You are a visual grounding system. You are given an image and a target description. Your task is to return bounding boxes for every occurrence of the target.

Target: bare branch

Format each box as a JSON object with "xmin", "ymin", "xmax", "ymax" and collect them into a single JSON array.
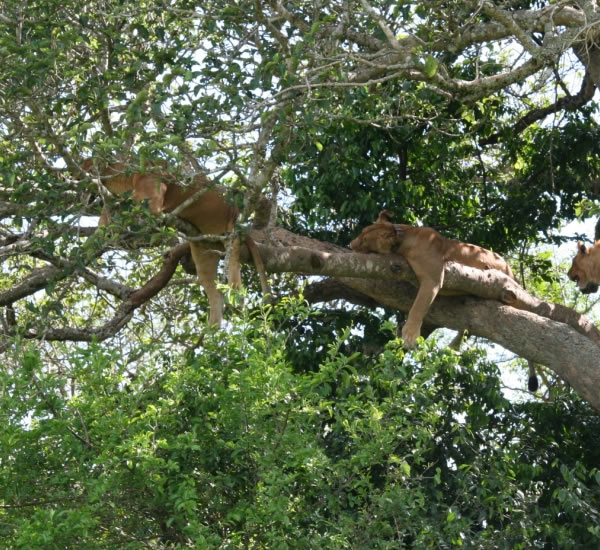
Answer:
[
  {"xmin": 0, "ymin": 266, "xmax": 59, "ymax": 306},
  {"xmin": 482, "ymin": 70, "xmax": 596, "ymax": 145},
  {"xmin": 21, "ymin": 243, "xmax": 190, "ymax": 342},
  {"xmin": 359, "ymin": 0, "xmax": 416, "ymax": 52},
  {"xmin": 481, "ymin": 1, "xmax": 543, "ymax": 57}
]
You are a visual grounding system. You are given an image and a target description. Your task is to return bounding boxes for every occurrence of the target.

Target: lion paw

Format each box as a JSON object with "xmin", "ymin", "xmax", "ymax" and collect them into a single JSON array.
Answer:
[{"xmin": 401, "ymin": 324, "xmax": 420, "ymax": 349}]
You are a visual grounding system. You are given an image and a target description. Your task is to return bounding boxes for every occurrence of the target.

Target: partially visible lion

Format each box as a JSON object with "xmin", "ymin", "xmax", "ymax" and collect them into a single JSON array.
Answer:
[
  {"xmin": 567, "ymin": 241, "xmax": 600, "ymax": 295},
  {"xmin": 81, "ymin": 159, "xmax": 270, "ymax": 327},
  {"xmin": 350, "ymin": 210, "xmax": 537, "ymax": 390}
]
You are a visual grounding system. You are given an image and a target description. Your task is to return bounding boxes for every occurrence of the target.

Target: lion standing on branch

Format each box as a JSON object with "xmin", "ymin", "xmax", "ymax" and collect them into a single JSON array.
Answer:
[{"xmin": 81, "ymin": 158, "xmax": 270, "ymax": 327}]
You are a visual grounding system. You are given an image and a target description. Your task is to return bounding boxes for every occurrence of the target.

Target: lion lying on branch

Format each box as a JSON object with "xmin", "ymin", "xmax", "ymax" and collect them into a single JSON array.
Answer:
[
  {"xmin": 82, "ymin": 159, "xmax": 270, "ymax": 327},
  {"xmin": 350, "ymin": 210, "xmax": 538, "ymax": 391}
]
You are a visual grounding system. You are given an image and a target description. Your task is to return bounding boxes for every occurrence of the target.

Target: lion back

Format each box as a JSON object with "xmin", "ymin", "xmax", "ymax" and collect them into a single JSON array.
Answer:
[{"xmin": 447, "ymin": 241, "xmax": 515, "ymax": 280}]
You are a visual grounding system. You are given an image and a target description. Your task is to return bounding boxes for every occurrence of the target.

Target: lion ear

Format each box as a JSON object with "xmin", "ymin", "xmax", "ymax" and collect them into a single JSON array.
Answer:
[
  {"xmin": 578, "ymin": 241, "xmax": 588, "ymax": 254},
  {"xmin": 376, "ymin": 210, "xmax": 394, "ymax": 224}
]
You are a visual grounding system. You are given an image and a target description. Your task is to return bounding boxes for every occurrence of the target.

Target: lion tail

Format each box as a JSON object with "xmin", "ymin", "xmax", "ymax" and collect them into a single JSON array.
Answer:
[
  {"xmin": 527, "ymin": 361, "xmax": 539, "ymax": 392},
  {"xmin": 245, "ymin": 236, "xmax": 272, "ymax": 304}
]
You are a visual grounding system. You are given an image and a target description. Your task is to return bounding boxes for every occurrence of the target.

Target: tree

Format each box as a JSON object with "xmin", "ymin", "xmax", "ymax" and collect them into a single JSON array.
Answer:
[
  {"xmin": 1, "ymin": 0, "xmax": 600, "ymax": 546},
  {"xmin": 2, "ymin": 0, "xmax": 600, "ymax": 403}
]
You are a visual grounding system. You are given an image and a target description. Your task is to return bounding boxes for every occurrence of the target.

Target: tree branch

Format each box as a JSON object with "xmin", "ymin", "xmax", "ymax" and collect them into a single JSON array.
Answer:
[
  {"xmin": 247, "ymin": 227, "xmax": 600, "ymax": 411},
  {"xmin": 341, "ymin": 3, "xmax": 592, "ymax": 102},
  {"xmin": 20, "ymin": 243, "xmax": 190, "ymax": 342},
  {"xmin": 482, "ymin": 70, "xmax": 596, "ymax": 145},
  {"xmin": 342, "ymin": 276, "xmax": 600, "ymax": 411},
  {"xmin": 304, "ymin": 278, "xmax": 381, "ymax": 309}
]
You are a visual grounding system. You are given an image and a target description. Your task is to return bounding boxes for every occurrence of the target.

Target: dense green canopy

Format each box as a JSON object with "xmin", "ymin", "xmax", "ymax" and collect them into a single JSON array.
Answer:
[{"xmin": 1, "ymin": 0, "xmax": 600, "ymax": 547}]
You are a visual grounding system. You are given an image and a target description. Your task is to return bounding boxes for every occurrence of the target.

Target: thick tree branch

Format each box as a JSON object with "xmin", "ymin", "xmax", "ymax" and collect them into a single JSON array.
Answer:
[
  {"xmin": 252, "ymin": 238, "xmax": 600, "ymax": 344},
  {"xmin": 333, "ymin": 4, "xmax": 592, "ymax": 102},
  {"xmin": 342, "ymin": 276, "xmax": 600, "ymax": 411},
  {"xmin": 247, "ymin": 227, "xmax": 600, "ymax": 411},
  {"xmin": 303, "ymin": 275, "xmax": 599, "ymax": 411},
  {"xmin": 0, "ymin": 266, "xmax": 61, "ymax": 306},
  {"xmin": 128, "ymin": 243, "xmax": 190, "ymax": 306},
  {"xmin": 304, "ymin": 278, "xmax": 381, "ymax": 309},
  {"xmin": 19, "ymin": 243, "xmax": 189, "ymax": 342},
  {"xmin": 249, "ymin": 227, "xmax": 600, "ymax": 342}
]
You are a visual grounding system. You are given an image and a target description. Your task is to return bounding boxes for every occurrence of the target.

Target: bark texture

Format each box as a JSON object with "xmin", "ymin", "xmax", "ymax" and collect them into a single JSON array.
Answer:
[
  {"xmin": 3, "ymin": 221, "xmax": 599, "ymax": 410},
  {"xmin": 248, "ymin": 227, "xmax": 600, "ymax": 411}
]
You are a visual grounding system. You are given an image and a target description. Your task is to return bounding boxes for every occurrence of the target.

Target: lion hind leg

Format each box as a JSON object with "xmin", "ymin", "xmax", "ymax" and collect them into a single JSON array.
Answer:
[
  {"xmin": 227, "ymin": 235, "xmax": 242, "ymax": 289},
  {"xmin": 190, "ymin": 242, "xmax": 224, "ymax": 327}
]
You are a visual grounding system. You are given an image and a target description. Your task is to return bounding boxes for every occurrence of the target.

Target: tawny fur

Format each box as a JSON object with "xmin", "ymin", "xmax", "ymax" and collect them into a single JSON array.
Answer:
[
  {"xmin": 567, "ymin": 241, "xmax": 600, "ymax": 295},
  {"xmin": 351, "ymin": 210, "xmax": 538, "ymax": 391},
  {"xmin": 350, "ymin": 210, "xmax": 514, "ymax": 348},
  {"xmin": 82, "ymin": 159, "xmax": 269, "ymax": 327}
]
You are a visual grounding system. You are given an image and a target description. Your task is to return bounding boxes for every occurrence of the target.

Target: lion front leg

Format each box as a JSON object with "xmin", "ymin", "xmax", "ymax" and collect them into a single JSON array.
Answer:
[{"xmin": 401, "ymin": 274, "xmax": 443, "ymax": 349}]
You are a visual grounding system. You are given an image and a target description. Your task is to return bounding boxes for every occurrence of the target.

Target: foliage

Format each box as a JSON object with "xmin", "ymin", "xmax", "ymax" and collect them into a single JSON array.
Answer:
[
  {"xmin": 2, "ymin": 0, "xmax": 600, "ymax": 545},
  {"xmin": 1, "ymin": 297, "xmax": 599, "ymax": 549}
]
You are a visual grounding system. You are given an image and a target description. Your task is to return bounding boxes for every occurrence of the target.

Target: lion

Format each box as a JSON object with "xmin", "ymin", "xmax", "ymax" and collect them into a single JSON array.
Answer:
[
  {"xmin": 82, "ymin": 159, "xmax": 270, "ymax": 327},
  {"xmin": 350, "ymin": 210, "xmax": 539, "ymax": 391},
  {"xmin": 567, "ymin": 241, "xmax": 600, "ymax": 295}
]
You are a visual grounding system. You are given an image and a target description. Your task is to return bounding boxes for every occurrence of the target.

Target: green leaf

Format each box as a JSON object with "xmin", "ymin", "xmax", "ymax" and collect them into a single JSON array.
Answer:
[{"xmin": 424, "ymin": 55, "xmax": 439, "ymax": 77}]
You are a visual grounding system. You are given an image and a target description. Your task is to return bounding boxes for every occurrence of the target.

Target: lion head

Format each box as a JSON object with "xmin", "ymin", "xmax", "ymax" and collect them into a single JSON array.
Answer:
[
  {"xmin": 568, "ymin": 242, "xmax": 600, "ymax": 294},
  {"xmin": 350, "ymin": 210, "xmax": 404, "ymax": 254}
]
